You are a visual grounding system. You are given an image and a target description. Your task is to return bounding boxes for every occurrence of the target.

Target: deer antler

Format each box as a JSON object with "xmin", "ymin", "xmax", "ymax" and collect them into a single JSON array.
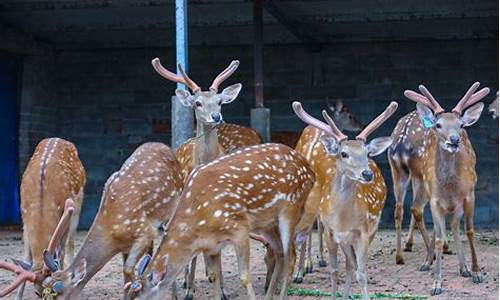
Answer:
[
  {"xmin": 404, "ymin": 85, "xmax": 444, "ymax": 114},
  {"xmin": 44, "ymin": 199, "xmax": 75, "ymax": 268},
  {"xmin": 0, "ymin": 261, "xmax": 37, "ymax": 297},
  {"xmin": 209, "ymin": 60, "xmax": 240, "ymax": 92},
  {"xmin": 292, "ymin": 101, "xmax": 347, "ymax": 141},
  {"xmin": 452, "ymin": 82, "xmax": 490, "ymax": 114},
  {"xmin": 356, "ymin": 101, "xmax": 398, "ymax": 142},
  {"xmin": 151, "ymin": 58, "xmax": 201, "ymax": 93}
]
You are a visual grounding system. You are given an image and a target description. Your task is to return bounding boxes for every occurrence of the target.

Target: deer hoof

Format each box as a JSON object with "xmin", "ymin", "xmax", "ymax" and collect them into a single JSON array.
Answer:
[
  {"xmin": 403, "ymin": 242, "xmax": 413, "ymax": 252},
  {"xmin": 418, "ymin": 264, "xmax": 431, "ymax": 272},
  {"xmin": 184, "ymin": 293, "xmax": 194, "ymax": 300},
  {"xmin": 395, "ymin": 255, "xmax": 405, "ymax": 265},
  {"xmin": 293, "ymin": 276, "xmax": 303, "ymax": 284},
  {"xmin": 305, "ymin": 264, "xmax": 313, "ymax": 274},
  {"xmin": 182, "ymin": 281, "xmax": 187, "ymax": 289},
  {"xmin": 431, "ymin": 287, "xmax": 443, "ymax": 296},
  {"xmin": 461, "ymin": 268, "xmax": 472, "ymax": 278},
  {"xmin": 318, "ymin": 260, "xmax": 327, "ymax": 267},
  {"xmin": 443, "ymin": 244, "xmax": 453, "ymax": 255},
  {"xmin": 221, "ymin": 292, "xmax": 229, "ymax": 300},
  {"xmin": 472, "ymin": 273, "xmax": 483, "ymax": 284}
]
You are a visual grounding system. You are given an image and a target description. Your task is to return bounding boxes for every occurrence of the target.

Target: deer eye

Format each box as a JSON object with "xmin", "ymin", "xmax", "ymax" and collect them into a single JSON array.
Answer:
[
  {"xmin": 340, "ymin": 151, "xmax": 349, "ymax": 159},
  {"xmin": 348, "ymin": 115, "xmax": 353, "ymax": 119},
  {"xmin": 195, "ymin": 101, "xmax": 202, "ymax": 107},
  {"xmin": 436, "ymin": 123, "xmax": 442, "ymax": 129}
]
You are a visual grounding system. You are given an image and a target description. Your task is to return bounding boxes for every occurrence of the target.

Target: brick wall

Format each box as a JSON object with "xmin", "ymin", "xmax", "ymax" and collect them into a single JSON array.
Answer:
[{"xmin": 43, "ymin": 38, "xmax": 499, "ymax": 228}]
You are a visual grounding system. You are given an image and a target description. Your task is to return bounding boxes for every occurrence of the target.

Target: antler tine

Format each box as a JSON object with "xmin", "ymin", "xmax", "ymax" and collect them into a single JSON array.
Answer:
[
  {"xmin": 177, "ymin": 64, "xmax": 201, "ymax": 93},
  {"xmin": 452, "ymin": 82, "xmax": 490, "ymax": 114},
  {"xmin": 418, "ymin": 85, "xmax": 444, "ymax": 114},
  {"xmin": 292, "ymin": 101, "xmax": 346, "ymax": 141},
  {"xmin": 151, "ymin": 58, "xmax": 200, "ymax": 93},
  {"xmin": 209, "ymin": 60, "xmax": 240, "ymax": 92},
  {"xmin": 0, "ymin": 261, "xmax": 36, "ymax": 297},
  {"xmin": 356, "ymin": 101, "xmax": 398, "ymax": 142},
  {"xmin": 45, "ymin": 199, "xmax": 75, "ymax": 257},
  {"xmin": 322, "ymin": 110, "xmax": 348, "ymax": 141}
]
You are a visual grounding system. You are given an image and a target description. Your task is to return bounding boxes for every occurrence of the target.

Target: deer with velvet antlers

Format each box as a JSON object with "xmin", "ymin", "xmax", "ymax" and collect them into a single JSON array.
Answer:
[
  {"xmin": 293, "ymin": 101, "xmax": 398, "ymax": 300},
  {"xmin": 390, "ymin": 82, "xmax": 489, "ymax": 295},
  {"xmin": 25, "ymin": 142, "xmax": 184, "ymax": 299},
  {"xmin": 124, "ymin": 143, "xmax": 315, "ymax": 300},
  {"xmin": 0, "ymin": 138, "xmax": 85, "ymax": 299}
]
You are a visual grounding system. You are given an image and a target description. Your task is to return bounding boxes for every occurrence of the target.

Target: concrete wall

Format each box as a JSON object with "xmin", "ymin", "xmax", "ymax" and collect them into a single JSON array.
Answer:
[{"xmin": 44, "ymin": 38, "xmax": 498, "ymax": 228}]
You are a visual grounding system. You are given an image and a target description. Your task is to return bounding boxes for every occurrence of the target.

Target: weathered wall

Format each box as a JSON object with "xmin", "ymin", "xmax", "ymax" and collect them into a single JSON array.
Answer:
[{"xmin": 49, "ymin": 38, "xmax": 498, "ymax": 228}]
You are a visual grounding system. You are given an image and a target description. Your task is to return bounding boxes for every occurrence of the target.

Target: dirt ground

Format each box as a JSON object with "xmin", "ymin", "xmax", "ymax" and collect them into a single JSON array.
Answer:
[{"xmin": 0, "ymin": 229, "xmax": 497, "ymax": 299}]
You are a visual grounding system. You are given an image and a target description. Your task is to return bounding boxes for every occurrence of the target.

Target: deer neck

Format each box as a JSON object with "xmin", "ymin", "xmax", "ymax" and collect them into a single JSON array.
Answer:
[
  {"xmin": 332, "ymin": 170, "xmax": 358, "ymax": 203},
  {"xmin": 194, "ymin": 122, "xmax": 221, "ymax": 165}
]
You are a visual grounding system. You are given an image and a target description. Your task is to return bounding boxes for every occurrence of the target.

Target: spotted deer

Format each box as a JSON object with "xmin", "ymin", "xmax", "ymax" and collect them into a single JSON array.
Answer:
[
  {"xmin": 176, "ymin": 123, "xmax": 261, "ymax": 181},
  {"xmin": 0, "ymin": 138, "xmax": 85, "ymax": 299},
  {"xmin": 32, "ymin": 143, "xmax": 184, "ymax": 299},
  {"xmin": 124, "ymin": 143, "xmax": 315, "ymax": 300},
  {"xmin": 489, "ymin": 91, "xmax": 498, "ymax": 119},
  {"xmin": 394, "ymin": 82, "xmax": 489, "ymax": 295},
  {"xmin": 152, "ymin": 57, "xmax": 245, "ymax": 299},
  {"xmin": 293, "ymin": 101, "xmax": 397, "ymax": 299},
  {"xmin": 292, "ymin": 100, "xmax": 364, "ymax": 283}
]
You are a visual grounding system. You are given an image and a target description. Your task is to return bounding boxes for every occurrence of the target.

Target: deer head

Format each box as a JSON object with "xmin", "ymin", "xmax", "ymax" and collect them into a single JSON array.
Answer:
[
  {"xmin": 326, "ymin": 99, "xmax": 363, "ymax": 132},
  {"xmin": 293, "ymin": 101, "xmax": 397, "ymax": 183},
  {"xmin": 38, "ymin": 259, "xmax": 87, "ymax": 300},
  {"xmin": 152, "ymin": 58, "xmax": 242, "ymax": 125},
  {"xmin": 404, "ymin": 82, "xmax": 490, "ymax": 153}
]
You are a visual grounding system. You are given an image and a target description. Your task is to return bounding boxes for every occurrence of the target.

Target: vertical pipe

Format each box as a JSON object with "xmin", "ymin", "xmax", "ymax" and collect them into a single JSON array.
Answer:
[
  {"xmin": 253, "ymin": 0, "xmax": 264, "ymax": 108},
  {"xmin": 172, "ymin": 0, "xmax": 194, "ymax": 149}
]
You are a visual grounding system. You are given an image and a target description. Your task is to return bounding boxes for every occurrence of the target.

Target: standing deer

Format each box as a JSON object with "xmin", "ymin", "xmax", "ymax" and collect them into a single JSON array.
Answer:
[
  {"xmin": 124, "ymin": 143, "xmax": 315, "ymax": 300},
  {"xmin": 32, "ymin": 142, "xmax": 184, "ymax": 299},
  {"xmin": 152, "ymin": 58, "xmax": 244, "ymax": 299},
  {"xmin": 293, "ymin": 101, "xmax": 397, "ymax": 299},
  {"xmin": 0, "ymin": 138, "xmax": 85, "ymax": 299},
  {"xmin": 292, "ymin": 100, "xmax": 364, "ymax": 283},
  {"xmin": 396, "ymin": 82, "xmax": 489, "ymax": 295}
]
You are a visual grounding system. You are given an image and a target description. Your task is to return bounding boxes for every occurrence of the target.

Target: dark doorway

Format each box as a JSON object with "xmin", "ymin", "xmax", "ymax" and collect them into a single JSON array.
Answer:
[{"xmin": 0, "ymin": 55, "xmax": 20, "ymax": 225}]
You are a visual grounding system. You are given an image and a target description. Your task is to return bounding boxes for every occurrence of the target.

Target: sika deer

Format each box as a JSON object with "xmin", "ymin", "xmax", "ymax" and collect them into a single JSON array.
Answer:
[
  {"xmin": 124, "ymin": 143, "xmax": 315, "ymax": 300},
  {"xmin": 36, "ymin": 143, "xmax": 184, "ymax": 299},
  {"xmin": 293, "ymin": 101, "xmax": 397, "ymax": 299},
  {"xmin": 398, "ymin": 82, "xmax": 489, "ymax": 295},
  {"xmin": 0, "ymin": 138, "xmax": 85, "ymax": 299},
  {"xmin": 152, "ymin": 58, "xmax": 243, "ymax": 299}
]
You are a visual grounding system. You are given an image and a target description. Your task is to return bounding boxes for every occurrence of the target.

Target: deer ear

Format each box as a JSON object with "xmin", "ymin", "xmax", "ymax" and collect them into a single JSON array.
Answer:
[
  {"xmin": 43, "ymin": 250, "xmax": 58, "ymax": 272},
  {"xmin": 71, "ymin": 259, "xmax": 87, "ymax": 286},
  {"xmin": 461, "ymin": 102, "xmax": 484, "ymax": 127},
  {"xmin": 220, "ymin": 83, "xmax": 242, "ymax": 104},
  {"xmin": 135, "ymin": 255, "xmax": 151, "ymax": 277},
  {"xmin": 319, "ymin": 135, "xmax": 339, "ymax": 155},
  {"xmin": 335, "ymin": 99, "xmax": 344, "ymax": 113},
  {"xmin": 367, "ymin": 137, "xmax": 393, "ymax": 157},
  {"xmin": 175, "ymin": 89, "xmax": 194, "ymax": 107},
  {"xmin": 415, "ymin": 102, "xmax": 435, "ymax": 128}
]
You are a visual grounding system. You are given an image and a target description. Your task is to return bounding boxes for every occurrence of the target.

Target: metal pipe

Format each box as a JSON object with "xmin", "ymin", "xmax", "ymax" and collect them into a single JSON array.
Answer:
[{"xmin": 253, "ymin": 0, "xmax": 264, "ymax": 108}]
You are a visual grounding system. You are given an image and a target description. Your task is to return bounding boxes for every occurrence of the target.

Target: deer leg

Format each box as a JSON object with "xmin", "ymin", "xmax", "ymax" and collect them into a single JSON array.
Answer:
[
  {"xmin": 264, "ymin": 245, "xmax": 275, "ymax": 292},
  {"xmin": 292, "ymin": 236, "xmax": 307, "ymax": 283},
  {"xmin": 15, "ymin": 237, "xmax": 31, "ymax": 300},
  {"xmin": 340, "ymin": 243, "xmax": 355, "ymax": 300},
  {"xmin": 464, "ymin": 195, "xmax": 482, "ymax": 284},
  {"xmin": 450, "ymin": 210, "xmax": 469, "ymax": 277},
  {"xmin": 184, "ymin": 257, "xmax": 197, "ymax": 300},
  {"xmin": 264, "ymin": 238, "xmax": 283, "ymax": 300},
  {"xmin": 234, "ymin": 236, "xmax": 257, "ymax": 300},
  {"xmin": 354, "ymin": 235, "xmax": 370, "ymax": 300},
  {"xmin": 205, "ymin": 253, "xmax": 222, "ymax": 300},
  {"xmin": 430, "ymin": 203, "xmax": 446, "ymax": 296},
  {"xmin": 404, "ymin": 215, "xmax": 416, "ymax": 252},
  {"xmin": 278, "ymin": 216, "xmax": 296, "ymax": 300},
  {"xmin": 390, "ymin": 159, "xmax": 410, "ymax": 265},
  {"xmin": 123, "ymin": 235, "xmax": 155, "ymax": 284},
  {"xmin": 325, "ymin": 229, "xmax": 338, "ymax": 300},
  {"xmin": 305, "ymin": 229, "xmax": 313, "ymax": 274},
  {"xmin": 410, "ymin": 179, "xmax": 432, "ymax": 271},
  {"xmin": 318, "ymin": 219, "xmax": 327, "ymax": 267}
]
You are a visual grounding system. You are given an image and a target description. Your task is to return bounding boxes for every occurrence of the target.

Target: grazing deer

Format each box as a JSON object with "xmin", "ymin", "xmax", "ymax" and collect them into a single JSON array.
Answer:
[
  {"xmin": 489, "ymin": 91, "xmax": 498, "ymax": 119},
  {"xmin": 152, "ymin": 58, "xmax": 244, "ymax": 299},
  {"xmin": 292, "ymin": 100, "xmax": 364, "ymax": 282},
  {"xmin": 293, "ymin": 101, "xmax": 397, "ymax": 299},
  {"xmin": 33, "ymin": 143, "xmax": 184, "ymax": 299},
  {"xmin": 396, "ymin": 82, "xmax": 489, "ymax": 295},
  {"xmin": 124, "ymin": 143, "xmax": 315, "ymax": 300},
  {"xmin": 0, "ymin": 138, "xmax": 85, "ymax": 299},
  {"xmin": 176, "ymin": 123, "xmax": 261, "ymax": 182}
]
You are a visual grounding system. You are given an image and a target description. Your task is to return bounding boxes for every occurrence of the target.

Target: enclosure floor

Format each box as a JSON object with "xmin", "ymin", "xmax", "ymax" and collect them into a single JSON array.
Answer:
[{"xmin": 0, "ymin": 229, "xmax": 497, "ymax": 299}]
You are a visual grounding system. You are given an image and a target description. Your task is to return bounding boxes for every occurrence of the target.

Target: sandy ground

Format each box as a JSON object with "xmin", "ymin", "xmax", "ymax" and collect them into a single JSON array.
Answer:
[{"xmin": 0, "ymin": 229, "xmax": 497, "ymax": 300}]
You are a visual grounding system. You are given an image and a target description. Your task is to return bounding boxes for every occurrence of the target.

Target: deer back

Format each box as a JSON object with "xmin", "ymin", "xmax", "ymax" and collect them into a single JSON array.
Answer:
[{"xmin": 21, "ymin": 138, "xmax": 86, "ymax": 270}]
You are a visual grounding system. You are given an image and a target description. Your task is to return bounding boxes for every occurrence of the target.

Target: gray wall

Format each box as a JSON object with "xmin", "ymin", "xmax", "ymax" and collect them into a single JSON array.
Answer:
[{"xmin": 22, "ymin": 38, "xmax": 495, "ymax": 229}]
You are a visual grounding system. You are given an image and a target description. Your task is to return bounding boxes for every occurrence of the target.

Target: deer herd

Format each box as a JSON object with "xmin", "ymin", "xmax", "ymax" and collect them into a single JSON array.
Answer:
[{"xmin": 0, "ymin": 56, "xmax": 497, "ymax": 300}]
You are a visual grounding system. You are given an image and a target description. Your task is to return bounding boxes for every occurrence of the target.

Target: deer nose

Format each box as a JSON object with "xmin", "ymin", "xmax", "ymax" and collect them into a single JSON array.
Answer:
[
  {"xmin": 449, "ymin": 135, "xmax": 460, "ymax": 145},
  {"xmin": 361, "ymin": 170, "xmax": 374, "ymax": 182},
  {"xmin": 211, "ymin": 113, "xmax": 222, "ymax": 123}
]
